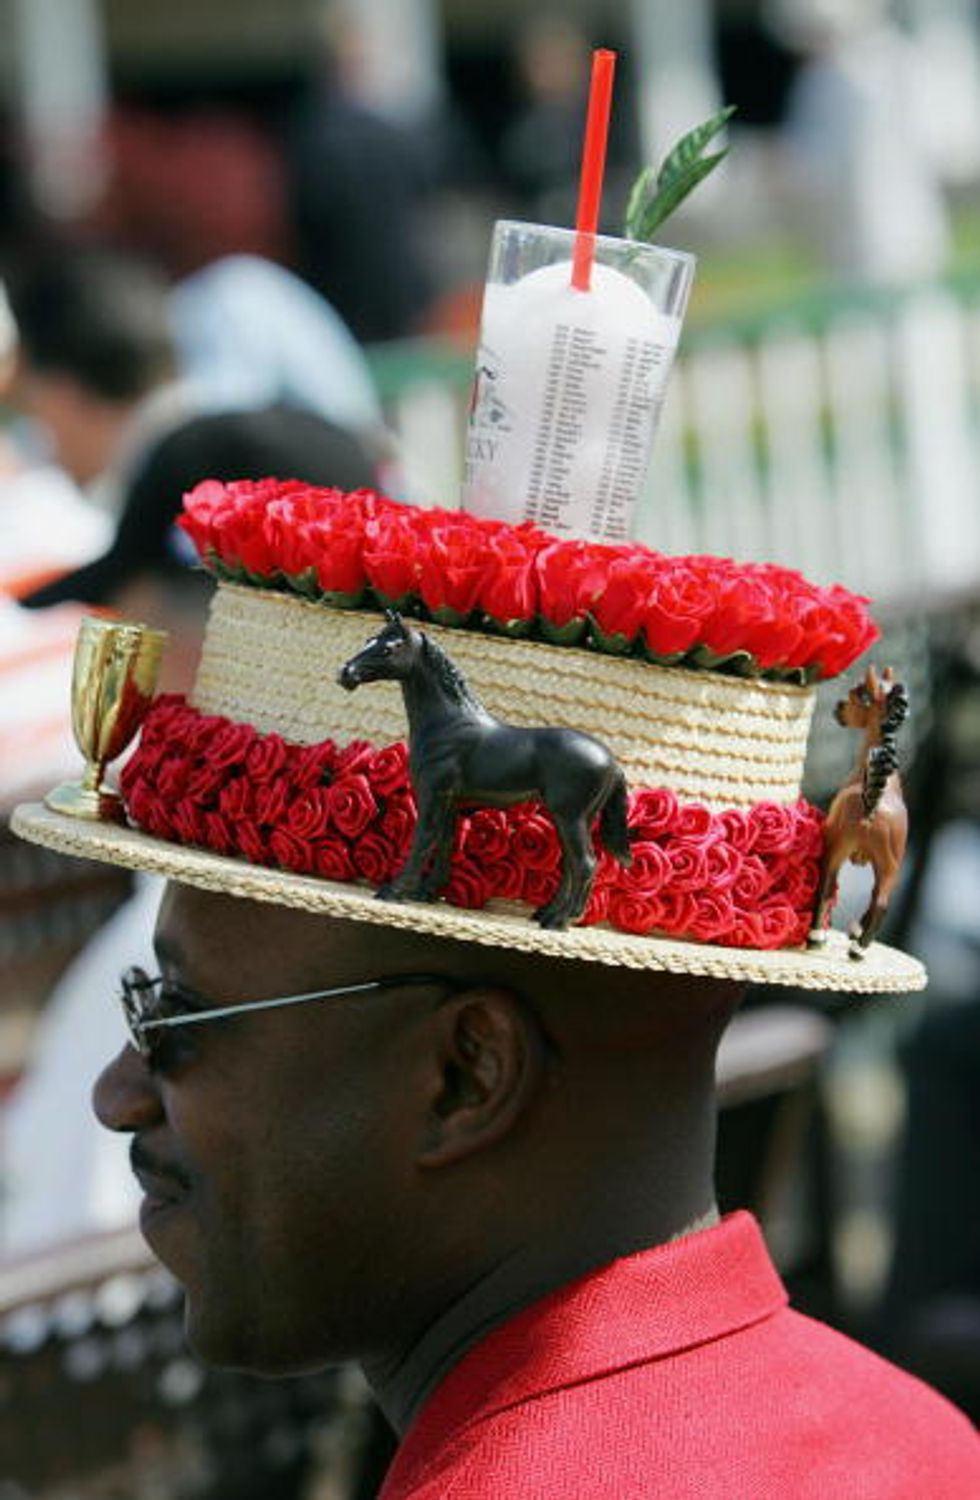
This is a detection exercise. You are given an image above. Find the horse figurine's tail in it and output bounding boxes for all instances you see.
[599,770,633,867]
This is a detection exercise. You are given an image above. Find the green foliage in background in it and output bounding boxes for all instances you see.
[625,106,736,243]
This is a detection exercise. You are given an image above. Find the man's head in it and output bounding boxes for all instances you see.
[8,249,175,483]
[93,883,741,1378]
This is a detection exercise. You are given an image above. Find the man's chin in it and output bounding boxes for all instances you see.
[182,1300,341,1378]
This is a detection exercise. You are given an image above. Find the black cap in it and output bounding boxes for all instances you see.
[21,406,380,609]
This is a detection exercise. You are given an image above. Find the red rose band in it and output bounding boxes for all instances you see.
[179,481,879,682]
[120,696,825,951]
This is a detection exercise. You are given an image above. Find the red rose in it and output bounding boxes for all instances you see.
[650,888,700,936]
[203,810,234,855]
[269,828,318,875]
[313,530,367,597]
[727,912,765,948]
[171,798,207,846]
[535,540,609,629]
[293,740,339,789]
[418,514,490,618]
[126,739,167,783]
[314,838,356,883]
[478,531,539,625]
[336,740,376,777]
[688,891,737,941]
[779,859,821,908]
[581,881,611,925]
[218,776,256,820]
[718,808,756,853]
[443,857,492,910]
[156,755,194,802]
[754,899,802,949]
[326,774,378,839]
[367,742,410,796]
[205,720,257,771]
[665,838,709,892]
[379,790,416,854]
[590,552,653,643]
[287,787,333,840]
[675,802,714,839]
[792,801,825,860]
[363,506,423,603]
[642,561,714,657]
[704,840,743,889]
[246,733,290,784]
[615,839,670,898]
[732,855,769,908]
[751,802,797,855]
[186,760,227,805]
[608,890,660,935]
[212,497,278,577]
[353,830,398,886]
[482,857,525,902]
[512,810,561,872]
[126,779,172,839]
[804,586,879,679]
[255,776,293,827]
[462,808,512,864]
[235,819,270,866]
[522,866,560,910]
[629,786,679,840]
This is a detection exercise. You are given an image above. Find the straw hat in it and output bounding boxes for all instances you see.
[12,482,925,994]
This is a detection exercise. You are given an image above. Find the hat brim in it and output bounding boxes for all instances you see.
[12,802,927,994]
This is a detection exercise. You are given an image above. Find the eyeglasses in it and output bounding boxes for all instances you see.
[119,967,462,1062]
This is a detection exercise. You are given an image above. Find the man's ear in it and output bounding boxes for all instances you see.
[416,988,546,1169]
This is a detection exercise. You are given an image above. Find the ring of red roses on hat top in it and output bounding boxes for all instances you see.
[121,695,824,950]
[178,480,877,682]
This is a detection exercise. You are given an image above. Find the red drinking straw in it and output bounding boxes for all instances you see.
[571,48,617,293]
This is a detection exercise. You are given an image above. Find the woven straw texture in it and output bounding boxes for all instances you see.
[11,803,926,994]
[193,585,815,811]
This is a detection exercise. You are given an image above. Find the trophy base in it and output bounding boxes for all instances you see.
[44,781,126,823]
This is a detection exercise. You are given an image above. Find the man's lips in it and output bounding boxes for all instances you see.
[131,1140,191,1212]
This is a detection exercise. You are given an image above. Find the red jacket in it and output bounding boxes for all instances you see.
[379,1212,979,1498]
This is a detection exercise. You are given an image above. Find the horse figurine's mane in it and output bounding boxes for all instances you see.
[420,631,485,714]
[862,682,909,818]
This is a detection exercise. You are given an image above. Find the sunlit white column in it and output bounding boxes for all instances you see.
[628,0,721,165]
[12,0,109,220]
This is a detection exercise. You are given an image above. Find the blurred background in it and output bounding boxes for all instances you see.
[1,0,980,1494]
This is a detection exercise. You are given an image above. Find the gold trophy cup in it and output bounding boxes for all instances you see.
[45,617,168,822]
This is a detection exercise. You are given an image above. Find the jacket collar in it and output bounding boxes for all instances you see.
[384,1212,786,1489]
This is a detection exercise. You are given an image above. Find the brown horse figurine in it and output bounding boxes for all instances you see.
[808,666,909,959]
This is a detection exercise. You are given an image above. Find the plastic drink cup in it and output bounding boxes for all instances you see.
[462,220,694,542]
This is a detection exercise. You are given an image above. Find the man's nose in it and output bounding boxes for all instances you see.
[92,1045,164,1133]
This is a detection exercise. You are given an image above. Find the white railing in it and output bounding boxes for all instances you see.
[378,280,980,609]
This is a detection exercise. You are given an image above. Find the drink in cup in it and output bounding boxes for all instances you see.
[462,220,694,543]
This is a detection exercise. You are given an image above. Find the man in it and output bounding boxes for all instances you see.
[89,885,978,1496]
[13,483,980,1495]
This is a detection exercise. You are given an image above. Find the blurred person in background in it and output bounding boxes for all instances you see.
[498,15,592,227]
[286,3,439,343]
[170,252,385,441]
[772,0,949,284]
[7,246,385,616]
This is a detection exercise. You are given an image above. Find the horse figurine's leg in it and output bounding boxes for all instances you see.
[808,852,844,948]
[415,791,459,900]
[848,865,896,959]
[379,784,456,903]
[536,807,596,930]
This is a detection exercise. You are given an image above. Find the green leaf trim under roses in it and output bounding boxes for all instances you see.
[625,105,736,243]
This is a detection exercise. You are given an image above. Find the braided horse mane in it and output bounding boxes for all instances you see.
[419,630,485,714]
[862,681,908,818]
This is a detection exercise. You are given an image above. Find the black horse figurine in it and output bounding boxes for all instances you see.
[338,612,632,929]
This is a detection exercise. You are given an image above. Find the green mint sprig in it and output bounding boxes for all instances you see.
[624,105,736,242]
